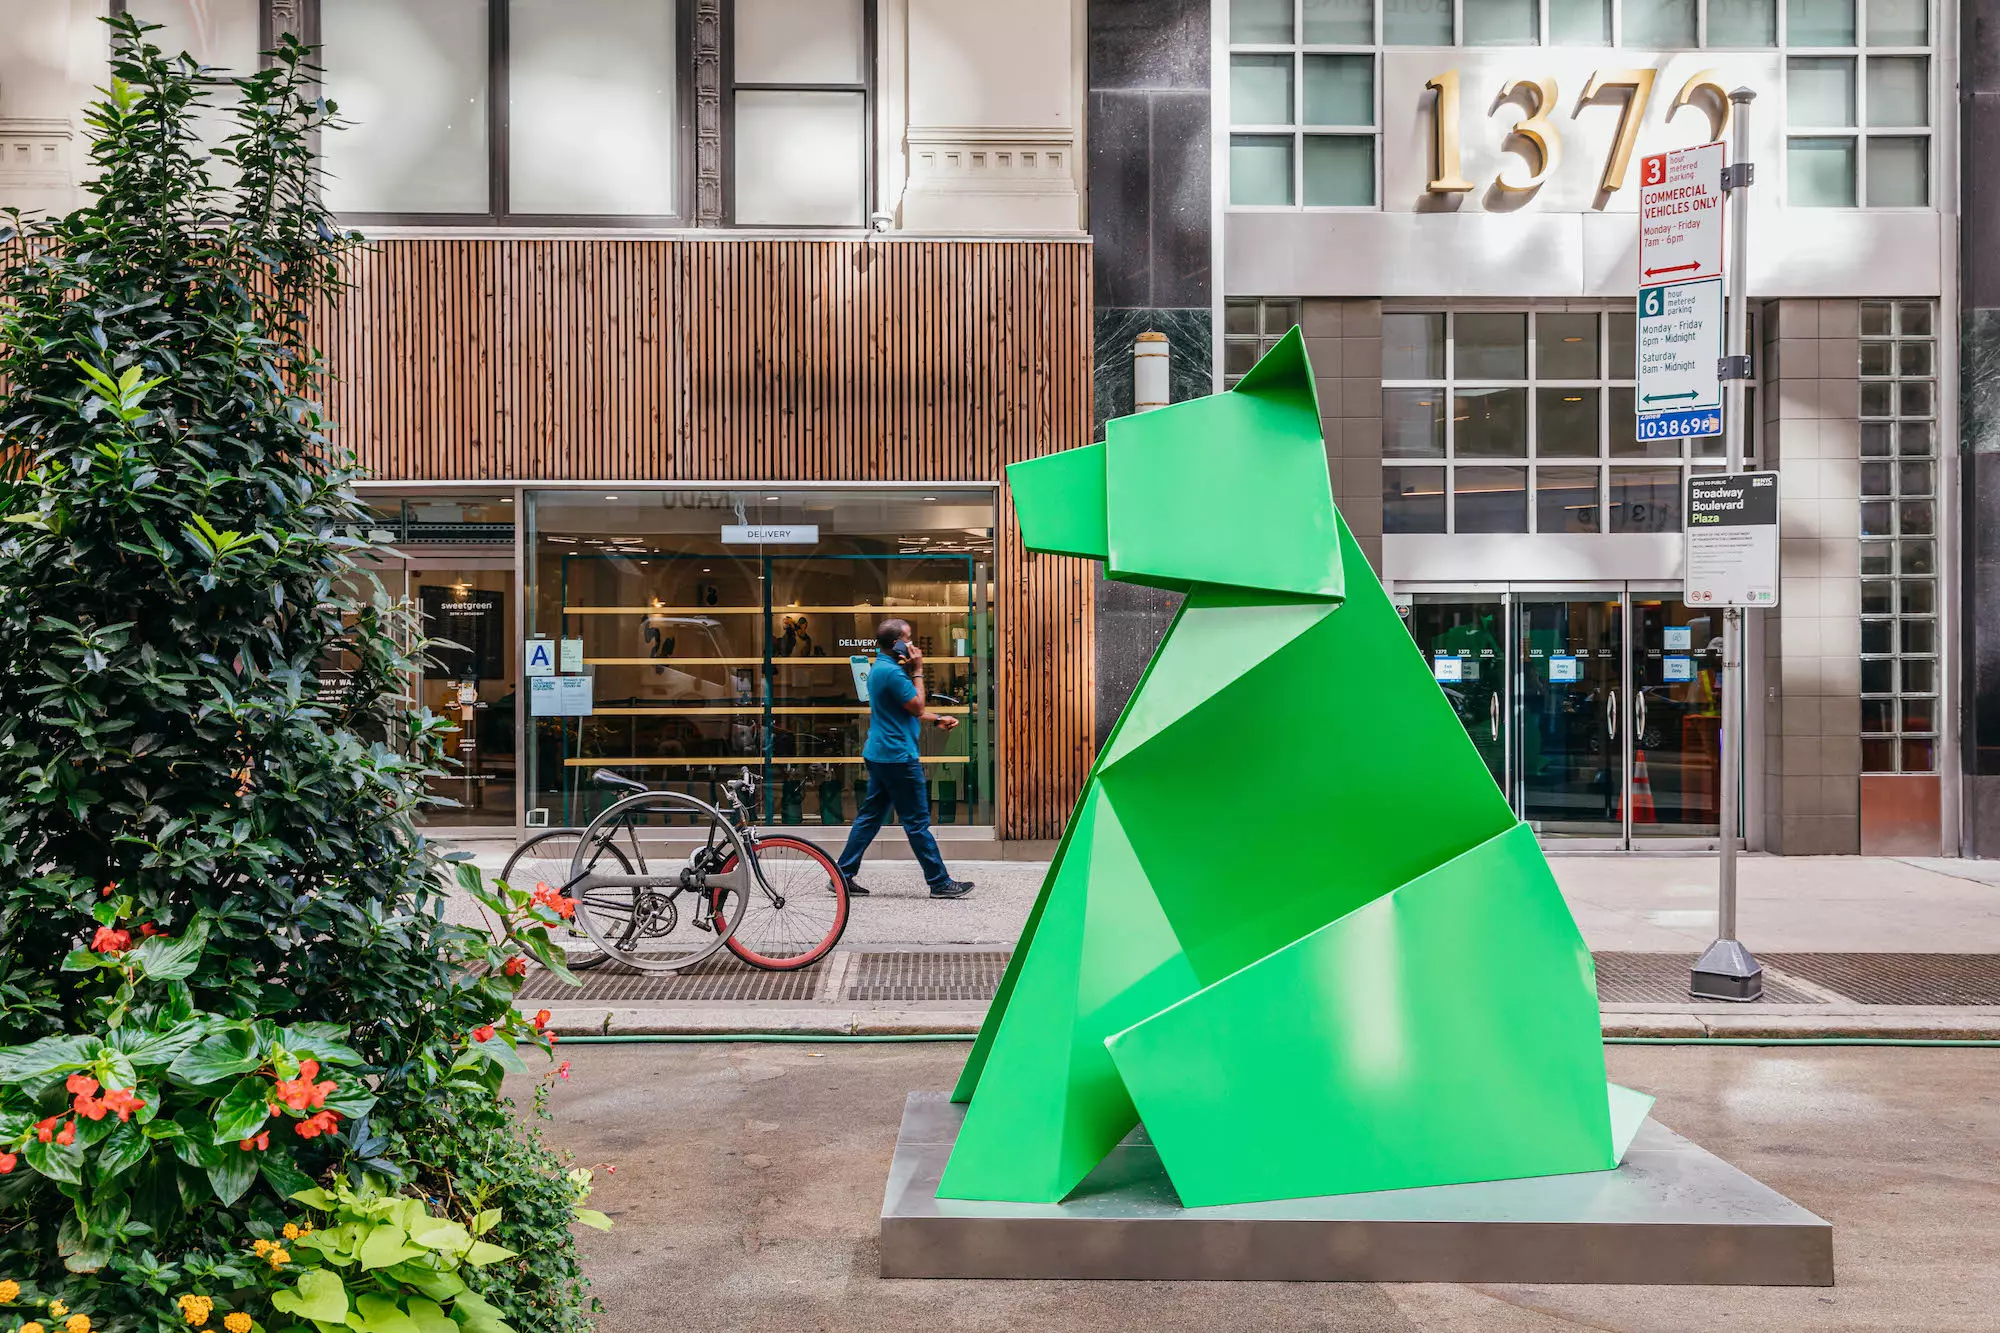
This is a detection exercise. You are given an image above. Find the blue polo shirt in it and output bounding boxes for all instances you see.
[862,653,923,763]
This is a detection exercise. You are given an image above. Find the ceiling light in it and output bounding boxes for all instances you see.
[605,495,618,500]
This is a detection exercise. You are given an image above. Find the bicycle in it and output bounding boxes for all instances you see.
[503,767,850,974]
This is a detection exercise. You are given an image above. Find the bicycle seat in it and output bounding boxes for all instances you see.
[591,768,650,792]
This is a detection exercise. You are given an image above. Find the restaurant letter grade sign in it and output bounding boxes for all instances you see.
[1636,141,1725,443]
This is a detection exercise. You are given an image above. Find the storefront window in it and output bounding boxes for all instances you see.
[524,489,997,829]
[1379,307,1758,535]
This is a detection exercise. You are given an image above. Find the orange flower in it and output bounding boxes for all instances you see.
[54,1120,75,1146]
[34,1117,56,1143]
[471,1025,494,1043]
[89,927,130,955]
[293,1111,339,1140]
[237,1132,269,1152]
[65,1074,98,1097]
[533,1009,551,1029]
[0,1151,16,1173]
[503,956,527,978]
[99,1088,144,1123]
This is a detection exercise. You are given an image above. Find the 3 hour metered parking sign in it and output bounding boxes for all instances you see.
[1685,472,1780,608]
[1636,142,1725,443]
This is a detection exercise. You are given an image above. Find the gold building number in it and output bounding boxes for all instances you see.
[1425,65,1724,197]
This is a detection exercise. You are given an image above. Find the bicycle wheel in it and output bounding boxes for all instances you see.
[569,791,750,973]
[500,830,632,972]
[716,835,849,971]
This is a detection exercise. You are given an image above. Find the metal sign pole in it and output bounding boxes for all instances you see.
[1692,87,1765,1002]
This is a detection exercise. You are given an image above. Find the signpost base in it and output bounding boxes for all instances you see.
[1690,937,1764,1002]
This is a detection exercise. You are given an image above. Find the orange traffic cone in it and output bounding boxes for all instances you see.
[1631,749,1657,824]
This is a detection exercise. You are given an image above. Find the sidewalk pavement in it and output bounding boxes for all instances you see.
[435,841,2000,1040]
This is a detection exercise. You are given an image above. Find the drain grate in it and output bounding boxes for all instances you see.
[847,951,1012,1002]
[1764,953,2000,1005]
[513,950,2000,1008]
[517,953,824,1004]
[1594,951,1819,1005]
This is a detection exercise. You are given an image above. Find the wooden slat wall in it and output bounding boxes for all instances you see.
[320,237,1094,840]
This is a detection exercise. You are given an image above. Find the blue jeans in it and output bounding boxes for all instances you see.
[838,758,952,889]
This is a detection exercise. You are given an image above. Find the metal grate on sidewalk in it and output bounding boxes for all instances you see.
[515,954,824,1003]
[1593,952,1820,1005]
[1763,953,2000,1005]
[515,949,2000,1007]
[846,951,1012,1002]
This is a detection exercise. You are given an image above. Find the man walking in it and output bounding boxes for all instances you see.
[837,618,975,899]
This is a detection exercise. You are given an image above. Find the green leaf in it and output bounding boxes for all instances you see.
[270,1268,350,1324]
[358,1223,426,1271]
[58,1209,114,1273]
[354,1294,423,1333]
[290,1185,337,1210]
[387,1265,464,1303]
[92,1123,151,1183]
[23,1131,84,1185]
[407,1216,469,1252]
[170,1028,262,1086]
[258,1147,317,1199]
[472,1040,528,1076]
[571,1208,613,1232]
[0,1033,102,1082]
[461,1239,516,1267]
[444,1291,511,1333]
[131,920,208,981]
[470,1208,500,1236]
[212,1074,272,1144]
[206,1144,258,1205]
[62,948,110,973]
[404,1297,458,1333]
[116,1018,207,1068]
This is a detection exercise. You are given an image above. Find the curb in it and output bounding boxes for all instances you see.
[534,1004,2000,1042]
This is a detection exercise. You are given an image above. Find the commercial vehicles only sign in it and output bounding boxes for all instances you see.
[1639,142,1725,284]
[1685,472,1779,608]
[1636,141,1726,443]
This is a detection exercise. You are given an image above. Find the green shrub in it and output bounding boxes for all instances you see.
[0,17,591,1332]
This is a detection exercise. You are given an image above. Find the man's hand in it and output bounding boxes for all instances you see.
[934,714,959,732]
[902,642,925,673]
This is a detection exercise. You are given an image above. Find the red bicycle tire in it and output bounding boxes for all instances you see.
[715,836,849,971]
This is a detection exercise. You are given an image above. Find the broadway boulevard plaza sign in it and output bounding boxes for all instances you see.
[1637,142,1724,443]
[1685,472,1779,607]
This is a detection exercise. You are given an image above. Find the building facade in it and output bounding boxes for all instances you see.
[1090,0,1971,855]
[4,0,1994,856]
[0,0,1095,844]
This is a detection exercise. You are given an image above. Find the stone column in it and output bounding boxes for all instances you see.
[1305,299,1385,572]
[1088,0,1212,747]
[1761,299,1864,854]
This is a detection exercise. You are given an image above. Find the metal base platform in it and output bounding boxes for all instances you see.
[880,1093,1833,1285]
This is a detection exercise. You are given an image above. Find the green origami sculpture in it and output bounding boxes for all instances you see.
[940,329,1652,1208]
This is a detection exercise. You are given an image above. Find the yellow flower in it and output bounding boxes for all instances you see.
[281,1223,300,1241]
[223,1315,252,1333]
[46,1304,66,1320]
[0,1280,20,1304]
[65,1314,90,1333]
[250,1240,272,1258]
[266,1248,290,1269]
[22,1322,45,1333]
[177,1293,214,1326]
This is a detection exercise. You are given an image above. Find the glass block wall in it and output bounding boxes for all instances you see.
[1858,298,1939,774]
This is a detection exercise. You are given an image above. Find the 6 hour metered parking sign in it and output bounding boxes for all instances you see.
[1685,472,1780,608]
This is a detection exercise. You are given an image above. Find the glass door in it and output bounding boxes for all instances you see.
[1628,594,1723,836]
[409,560,519,828]
[1406,595,1507,790]
[1513,594,1624,838]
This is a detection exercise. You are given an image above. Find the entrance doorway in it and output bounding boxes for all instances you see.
[406,557,519,828]
[1404,586,1729,847]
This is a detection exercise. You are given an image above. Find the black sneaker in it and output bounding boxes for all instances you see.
[929,879,975,899]
[841,878,870,896]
